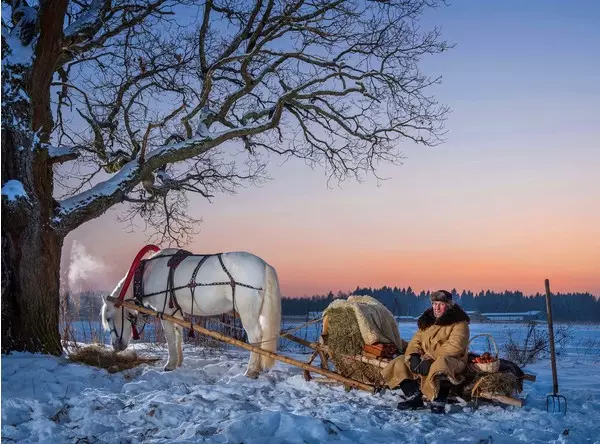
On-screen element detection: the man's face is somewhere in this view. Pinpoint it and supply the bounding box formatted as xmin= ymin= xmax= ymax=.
xmin=432 ymin=301 xmax=448 ymax=318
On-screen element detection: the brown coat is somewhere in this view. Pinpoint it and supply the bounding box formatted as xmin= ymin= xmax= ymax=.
xmin=382 ymin=304 xmax=470 ymax=400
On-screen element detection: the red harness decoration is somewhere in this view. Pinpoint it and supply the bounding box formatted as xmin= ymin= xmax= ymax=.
xmin=114 ymin=244 xmax=161 ymax=308
xmin=131 ymin=322 xmax=140 ymax=340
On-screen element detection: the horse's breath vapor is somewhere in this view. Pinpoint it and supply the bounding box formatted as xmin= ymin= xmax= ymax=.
xmin=67 ymin=240 xmax=107 ymax=293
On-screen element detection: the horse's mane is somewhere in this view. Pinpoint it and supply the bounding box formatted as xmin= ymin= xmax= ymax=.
xmin=100 ymin=299 xmax=111 ymax=330
xmin=101 ymin=274 xmax=128 ymax=330
xmin=101 ymin=248 xmax=174 ymax=330
xmin=150 ymin=248 xmax=179 ymax=258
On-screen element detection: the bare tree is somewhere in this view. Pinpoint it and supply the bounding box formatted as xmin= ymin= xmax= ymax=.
xmin=2 ymin=0 xmax=449 ymax=354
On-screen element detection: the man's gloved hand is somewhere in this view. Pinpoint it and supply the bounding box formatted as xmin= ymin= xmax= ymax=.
xmin=408 ymin=353 xmax=422 ymax=373
xmin=417 ymin=358 xmax=434 ymax=376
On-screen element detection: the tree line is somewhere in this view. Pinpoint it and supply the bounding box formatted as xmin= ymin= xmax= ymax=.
xmin=281 ymin=287 xmax=600 ymax=322
xmin=67 ymin=286 xmax=599 ymax=323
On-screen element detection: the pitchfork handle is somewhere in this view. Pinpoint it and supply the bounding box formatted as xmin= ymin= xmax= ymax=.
xmin=545 ymin=279 xmax=559 ymax=396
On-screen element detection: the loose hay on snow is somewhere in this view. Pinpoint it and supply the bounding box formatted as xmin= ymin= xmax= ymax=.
xmin=324 ymin=307 xmax=385 ymax=386
xmin=68 ymin=344 xmax=160 ymax=373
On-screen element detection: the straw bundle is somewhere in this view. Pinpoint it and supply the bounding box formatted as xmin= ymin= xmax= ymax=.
xmin=68 ymin=344 xmax=160 ymax=373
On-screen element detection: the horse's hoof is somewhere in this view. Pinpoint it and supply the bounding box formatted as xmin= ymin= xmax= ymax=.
xmin=245 ymin=371 xmax=259 ymax=379
xmin=163 ymin=365 xmax=176 ymax=372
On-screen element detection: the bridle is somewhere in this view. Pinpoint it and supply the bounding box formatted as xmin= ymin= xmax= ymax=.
xmin=108 ymin=301 xmax=147 ymax=344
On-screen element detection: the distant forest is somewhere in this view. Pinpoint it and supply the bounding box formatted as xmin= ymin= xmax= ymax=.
xmin=69 ymin=287 xmax=600 ymax=323
xmin=281 ymin=287 xmax=600 ymax=322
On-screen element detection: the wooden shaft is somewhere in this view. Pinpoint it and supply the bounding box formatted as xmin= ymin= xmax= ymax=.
xmin=280 ymin=332 xmax=321 ymax=350
xmin=478 ymin=392 xmax=523 ymax=407
xmin=350 ymin=354 xmax=389 ymax=368
xmin=107 ymin=297 xmax=376 ymax=393
xmin=311 ymin=378 xmax=342 ymax=384
xmin=544 ymin=279 xmax=559 ymax=395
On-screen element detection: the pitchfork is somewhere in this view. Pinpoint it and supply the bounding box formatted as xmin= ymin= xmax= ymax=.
xmin=545 ymin=279 xmax=567 ymax=414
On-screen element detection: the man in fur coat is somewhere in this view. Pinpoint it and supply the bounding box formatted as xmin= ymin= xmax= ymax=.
xmin=381 ymin=290 xmax=470 ymax=414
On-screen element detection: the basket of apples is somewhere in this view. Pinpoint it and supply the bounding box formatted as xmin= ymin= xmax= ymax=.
xmin=468 ymin=334 xmax=500 ymax=373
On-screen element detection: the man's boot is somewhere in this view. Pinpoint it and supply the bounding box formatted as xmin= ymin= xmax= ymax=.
xmin=430 ymin=379 xmax=451 ymax=414
xmin=397 ymin=380 xmax=424 ymax=411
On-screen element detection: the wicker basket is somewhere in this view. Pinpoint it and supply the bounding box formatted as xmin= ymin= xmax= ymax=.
xmin=468 ymin=334 xmax=500 ymax=374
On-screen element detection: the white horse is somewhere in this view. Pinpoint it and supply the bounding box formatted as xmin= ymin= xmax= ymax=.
xmin=101 ymin=248 xmax=282 ymax=378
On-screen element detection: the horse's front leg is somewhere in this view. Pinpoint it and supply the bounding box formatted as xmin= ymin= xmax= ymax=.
xmin=176 ymin=325 xmax=184 ymax=367
xmin=161 ymin=320 xmax=179 ymax=371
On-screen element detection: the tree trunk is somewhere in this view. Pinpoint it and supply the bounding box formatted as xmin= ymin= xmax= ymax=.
xmin=2 ymin=220 xmax=63 ymax=355
xmin=1 ymin=0 xmax=70 ymax=355
xmin=1 ymin=113 xmax=63 ymax=356
xmin=1 ymin=104 xmax=64 ymax=355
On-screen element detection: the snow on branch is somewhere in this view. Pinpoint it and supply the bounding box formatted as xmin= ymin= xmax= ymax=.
xmin=2 ymin=180 xmax=29 ymax=202
xmin=45 ymin=145 xmax=80 ymax=164
xmin=63 ymin=0 xmax=106 ymax=38
xmin=3 ymin=4 xmax=37 ymax=66
xmin=58 ymin=161 xmax=139 ymax=216
xmin=56 ymin=115 xmax=277 ymax=230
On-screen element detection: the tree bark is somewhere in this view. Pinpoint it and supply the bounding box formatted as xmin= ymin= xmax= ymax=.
xmin=1 ymin=118 xmax=63 ymax=356
xmin=1 ymin=218 xmax=63 ymax=355
xmin=1 ymin=0 xmax=68 ymax=355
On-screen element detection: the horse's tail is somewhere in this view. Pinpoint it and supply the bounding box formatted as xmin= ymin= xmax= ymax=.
xmin=259 ymin=263 xmax=282 ymax=369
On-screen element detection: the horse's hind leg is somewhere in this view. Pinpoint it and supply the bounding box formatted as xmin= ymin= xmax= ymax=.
xmin=161 ymin=320 xmax=179 ymax=371
xmin=175 ymin=325 xmax=184 ymax=367
xmin=243 ymin=322 xmax=263 ymax=379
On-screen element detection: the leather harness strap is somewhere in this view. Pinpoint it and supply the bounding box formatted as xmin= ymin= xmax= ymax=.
xmin=217 ymin=253 xmax=237 ymax=325
xmin=164 ymin=249 xmax=192 ymax=313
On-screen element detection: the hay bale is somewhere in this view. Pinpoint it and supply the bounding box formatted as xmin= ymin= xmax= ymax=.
xmin=323 ymin=306 xmax=384 ymax=386
xmin=325 ymin=306 xmax=364 ymax=355
xmin=68 ymin=344 xmax=160 ymax=373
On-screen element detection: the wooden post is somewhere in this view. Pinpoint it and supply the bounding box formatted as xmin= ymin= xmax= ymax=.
xmin=545 ymin=279 xmax=559 ymax=396
xmin=107 ymin=296 xmax=376 ymax=393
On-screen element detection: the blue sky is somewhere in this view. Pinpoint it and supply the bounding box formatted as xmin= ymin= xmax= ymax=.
xmin=64 ymin=0 xmax=600 ymax=297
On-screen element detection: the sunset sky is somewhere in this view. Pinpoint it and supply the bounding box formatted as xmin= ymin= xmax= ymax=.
xmin=62 ymin=0 xmax=600 ymax=297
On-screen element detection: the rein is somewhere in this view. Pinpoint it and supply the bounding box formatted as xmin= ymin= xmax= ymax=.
xmin=109 ymin=299 xmax=147 ymax=342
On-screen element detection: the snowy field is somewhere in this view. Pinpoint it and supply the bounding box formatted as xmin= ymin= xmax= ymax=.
xmin=2 ymin=322 xmax=600 ymax=443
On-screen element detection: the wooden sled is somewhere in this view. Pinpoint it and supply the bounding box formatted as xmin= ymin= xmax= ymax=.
xmin=106 ymin=297 xmax=534 ymax=407
xmin=281 ymin=314 xmax=536 ymax=408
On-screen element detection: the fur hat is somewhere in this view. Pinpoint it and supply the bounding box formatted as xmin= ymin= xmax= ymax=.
xmin=430 ymin=290 xmax=452 ymax=304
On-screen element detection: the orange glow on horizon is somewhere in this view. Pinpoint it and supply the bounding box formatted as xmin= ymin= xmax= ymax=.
xmin=276 ymin=251 xmax=598 ymax=297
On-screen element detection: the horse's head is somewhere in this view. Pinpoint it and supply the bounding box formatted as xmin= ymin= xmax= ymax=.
xmin=101 ymin=292 xmax=137 ymax=352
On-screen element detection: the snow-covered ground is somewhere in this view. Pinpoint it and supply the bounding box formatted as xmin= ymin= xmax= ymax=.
xmin=2 ymin=323 xmax=599 ymax=443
